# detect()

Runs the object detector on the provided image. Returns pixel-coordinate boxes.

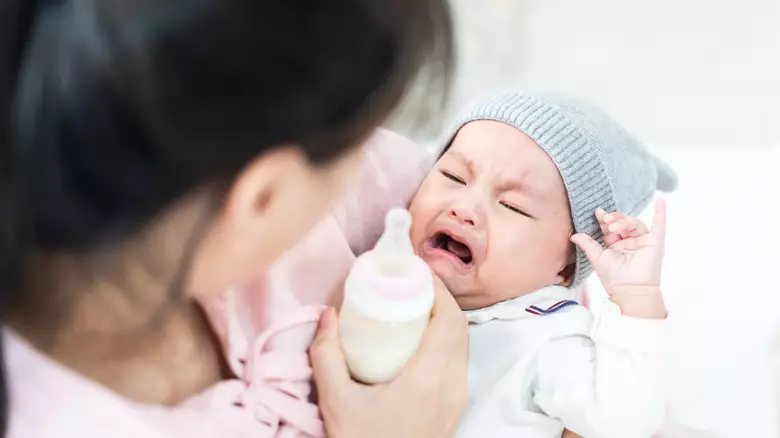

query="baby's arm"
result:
[532,311,666,437]
[333,128,433,255]
[538,201,671,437]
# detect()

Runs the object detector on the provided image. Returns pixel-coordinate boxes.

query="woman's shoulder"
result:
[334,129,434,255]
[4,329,304,438]
[3,330,172,438]
[363,128,435,200]
[364,128,434,171]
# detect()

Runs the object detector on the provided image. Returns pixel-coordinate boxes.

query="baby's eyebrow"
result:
[443,150,476,173]
[499,177,543,201]
[445,150,544,201]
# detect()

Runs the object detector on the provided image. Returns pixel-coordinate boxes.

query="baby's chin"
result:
[414,243,502,310]
[445,276,540,311]
[452,291,499,311]
[432,274,494,311]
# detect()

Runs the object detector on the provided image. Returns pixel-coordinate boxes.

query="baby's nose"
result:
[449,206,477,227]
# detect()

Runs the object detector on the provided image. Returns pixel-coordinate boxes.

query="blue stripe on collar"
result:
[525,300,579,316]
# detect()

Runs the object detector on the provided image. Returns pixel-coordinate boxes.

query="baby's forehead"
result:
[442,124,552,176]
[441,147,531,174]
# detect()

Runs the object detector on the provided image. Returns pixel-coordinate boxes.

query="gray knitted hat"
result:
[444,91,678,287]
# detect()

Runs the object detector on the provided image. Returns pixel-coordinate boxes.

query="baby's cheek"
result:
[484,236,549,292]
[409,226,426,256]
[407,217,430,257]
[476,262,524,304]
[408,195,435,237]
[481,243,520,281]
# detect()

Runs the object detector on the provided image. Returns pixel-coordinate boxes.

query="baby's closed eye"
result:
[440,169,466,185]
[499,201,532,219]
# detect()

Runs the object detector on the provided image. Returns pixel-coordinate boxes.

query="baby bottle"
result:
[338,208,435,384]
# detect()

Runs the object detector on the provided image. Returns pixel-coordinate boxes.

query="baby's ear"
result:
[556,262,576,287]
[555,238,578,286]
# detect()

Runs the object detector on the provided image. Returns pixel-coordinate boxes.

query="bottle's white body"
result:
[338,250,434,384]
[339,298,429,384]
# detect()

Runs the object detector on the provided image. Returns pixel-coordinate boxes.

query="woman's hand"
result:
[310,275,469,438]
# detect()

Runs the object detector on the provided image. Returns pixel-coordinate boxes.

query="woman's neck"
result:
[9,194,234,405]
[14,295,230,406]
[12,250,228,405]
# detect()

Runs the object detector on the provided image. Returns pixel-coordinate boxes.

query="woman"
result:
[0,0,465,437]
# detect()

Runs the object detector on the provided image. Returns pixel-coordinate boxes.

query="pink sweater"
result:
[4,129,433,438]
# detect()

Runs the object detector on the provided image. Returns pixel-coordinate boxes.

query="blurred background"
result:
[390,0,780,437]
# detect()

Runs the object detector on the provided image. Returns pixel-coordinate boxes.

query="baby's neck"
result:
[456,284,568,311]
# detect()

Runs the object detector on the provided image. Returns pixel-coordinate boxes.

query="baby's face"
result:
[408,120,575,310]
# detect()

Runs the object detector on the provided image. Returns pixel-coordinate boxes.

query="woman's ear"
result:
[188,146,310,296]
[222,146,306,233]
[192,143,362,297]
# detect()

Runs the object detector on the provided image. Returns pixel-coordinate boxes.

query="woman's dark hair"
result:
[0,0,453,433]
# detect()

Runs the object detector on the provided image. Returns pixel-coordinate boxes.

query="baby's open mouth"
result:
[431,233,473,266]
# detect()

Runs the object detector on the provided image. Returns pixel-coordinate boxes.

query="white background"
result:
[392,0,780,436]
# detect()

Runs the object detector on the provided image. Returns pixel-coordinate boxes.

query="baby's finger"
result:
[609,217,648,238]
[595,208,608,225]
[602,211,625,225]
[595,209,610,233]
[570,233,604,267]
[595,209,621,246]
[602,229,621,247]
[624,219,649,238]
[650,197,668,247]
[607,218,633,235]
[611,234,649,252]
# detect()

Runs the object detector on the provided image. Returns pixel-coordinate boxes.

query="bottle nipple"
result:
[372,208,415,276]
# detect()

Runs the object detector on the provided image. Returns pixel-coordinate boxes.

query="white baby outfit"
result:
[458,287,667,438]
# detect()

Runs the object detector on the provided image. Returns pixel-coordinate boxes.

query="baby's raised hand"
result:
[570,198,667,319]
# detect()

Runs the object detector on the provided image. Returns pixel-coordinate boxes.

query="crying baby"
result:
[405,91,676,438]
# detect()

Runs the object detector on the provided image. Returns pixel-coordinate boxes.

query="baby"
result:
[406,91,677,438]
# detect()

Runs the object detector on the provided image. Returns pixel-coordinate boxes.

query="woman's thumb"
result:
[570,233,604,267]
[310,306,351,391]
